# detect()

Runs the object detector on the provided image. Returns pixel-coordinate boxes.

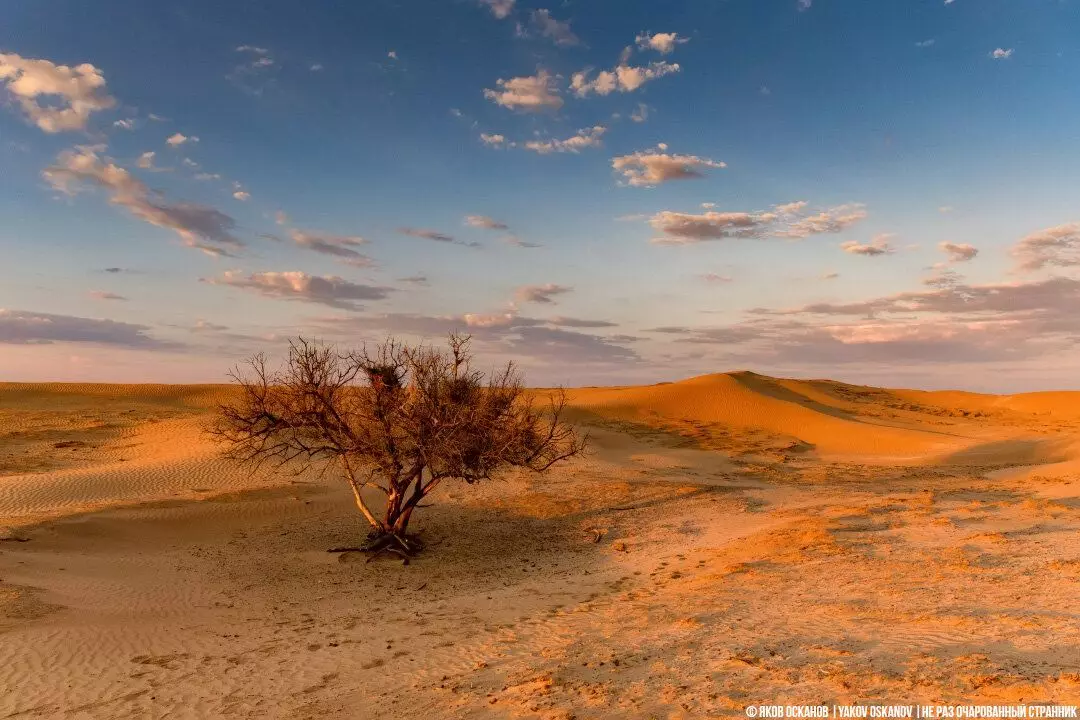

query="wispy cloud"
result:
[514,283,573,304]
[524,126,606,154]
[203,271,392,310]
[44,145,243,257]
[0,309,170,348]
[529,9,580,47]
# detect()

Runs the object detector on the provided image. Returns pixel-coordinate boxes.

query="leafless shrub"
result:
[212,333,586,556]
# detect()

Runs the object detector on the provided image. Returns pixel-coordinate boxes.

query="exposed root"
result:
[327,530,424,561]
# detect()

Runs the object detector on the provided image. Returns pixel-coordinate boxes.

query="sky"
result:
[2,0,1080,392]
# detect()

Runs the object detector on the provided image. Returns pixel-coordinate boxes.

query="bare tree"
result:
[212,334,586,556]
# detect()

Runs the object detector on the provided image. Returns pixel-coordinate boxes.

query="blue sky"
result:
[2,0,1080,391]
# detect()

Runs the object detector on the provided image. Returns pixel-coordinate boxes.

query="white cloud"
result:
[939,241,978,263]
[777,204,868,238]
[530,9,580,47]
[842,234,896,256]
[136,151,156,169]
[798,0,812,10]
[44,145,242,257]
[649,210,779,245]
[571,61,680,97]
[1012,223,1080,272]
[774,200,809,214]
[484,70,563,112]
[635,32,688,55]
[204,271,391,310]
[113,118,136,130]
[479,0,515,19]
[514,284,573,304]
[630,103,650,123]
[465,215,509,230]
[233,191,251,201]
[991,48,1014,59]
[524,126,606,154]
[611,146,725,187]
[0,52,116,133]
[648,202,866,245]
[480,132,510,147]
[166,133,198,147]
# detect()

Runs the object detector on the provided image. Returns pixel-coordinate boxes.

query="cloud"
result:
[195,172,221,181]
[398,227,457,243]
[630,103,650,123]
[289,229,373,267]
[701,273,734,283]
[113,118,136,130]
[136,151,156,169]
[480,133,510,148]
[397,275,429,286]
[230,46,276,94]
[0,309,169,348]
[798,0,812,10]
[524,126,606,154]
[514,284,573,304]
[647,202,866,245]
[484,70,563,112]
[649,210,778,245]
[991,48,1014,59]
[645,275,1080,370]
[479,0,515,19]
[166,133,197,147]
[530,9,580,46]
[204,271,392,310]
[310,312,638,369]
[611,147,725,187]
[502,235,542,249]
[635,32,688,55]
[0,53,116,133]
[232,190,250,201]
[939,241,978,263]
[571,61,680,97]
[547,317,618,328]
[916,39,936,48]
[774,200,808,214]
[88,291,128,301]
[1011,223,1080,272]
[464,215,509,231]
[44,145,243,257]
[842,234,896,256]
[777,204,867,238]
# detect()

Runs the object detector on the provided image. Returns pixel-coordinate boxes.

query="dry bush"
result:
[212,334,586,556]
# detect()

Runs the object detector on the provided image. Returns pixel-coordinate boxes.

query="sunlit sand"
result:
[2,374,1079,718]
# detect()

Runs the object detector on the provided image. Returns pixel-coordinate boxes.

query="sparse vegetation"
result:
[212,333,586,557]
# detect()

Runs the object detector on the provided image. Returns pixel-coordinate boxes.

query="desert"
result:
[2,372,1079,718]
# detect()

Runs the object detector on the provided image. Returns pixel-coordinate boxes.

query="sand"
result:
[1,373,1079,718]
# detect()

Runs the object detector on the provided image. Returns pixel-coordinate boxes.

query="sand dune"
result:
[1,374,1079,718]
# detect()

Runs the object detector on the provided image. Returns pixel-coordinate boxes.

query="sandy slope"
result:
[1,374,1079,718]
